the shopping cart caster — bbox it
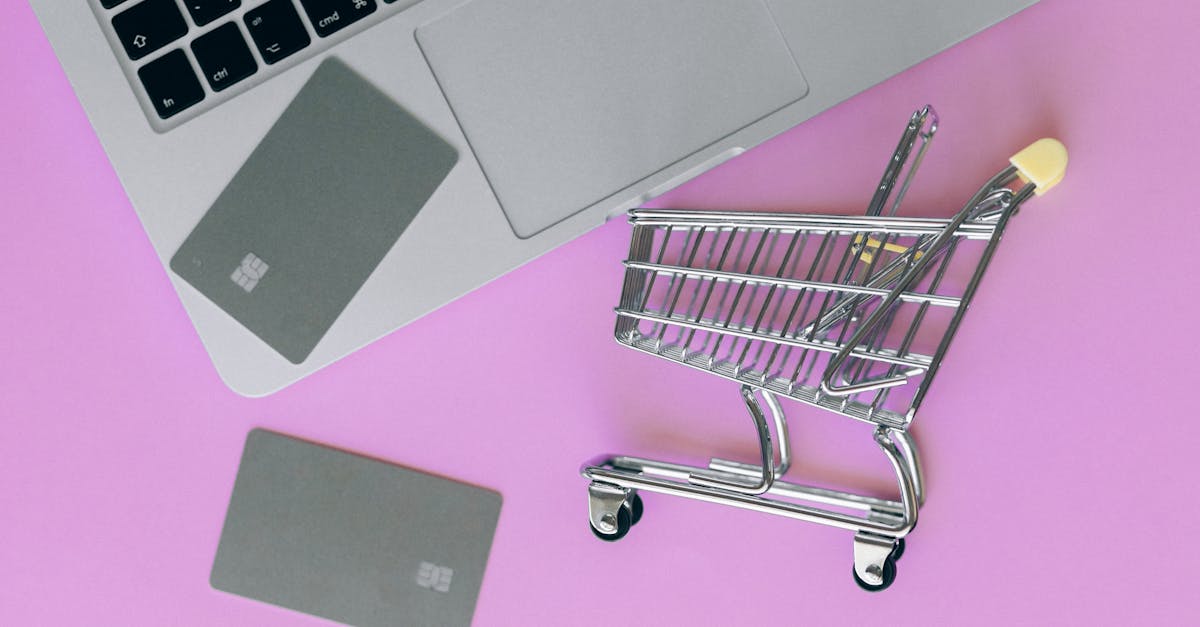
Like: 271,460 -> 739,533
628,493 -> 644,525
852,557 -> 897,592
852,532 -> 902,592
587,482 -> 642,541
890,538 -> 905,561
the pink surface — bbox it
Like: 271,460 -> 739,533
3,1 -> 1199,624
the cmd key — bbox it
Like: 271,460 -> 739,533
298,0 -> 377,38
111,0 -> 189,61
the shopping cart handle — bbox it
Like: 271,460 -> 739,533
820,368 -> 925,397
1010,138 -> 1068,196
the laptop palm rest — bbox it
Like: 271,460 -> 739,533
416,0 -> 809,239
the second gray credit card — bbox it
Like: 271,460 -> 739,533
211,430 -> 501,627
171,57 -> 457,363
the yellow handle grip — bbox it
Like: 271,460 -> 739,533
1010,138 -> 1068,196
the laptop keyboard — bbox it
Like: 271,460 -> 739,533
92,0 -> 420,130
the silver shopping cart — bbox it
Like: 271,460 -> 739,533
580,106 -> 1066,591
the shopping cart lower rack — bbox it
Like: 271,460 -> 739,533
580,106 -> 1066,591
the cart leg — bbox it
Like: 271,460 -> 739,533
587,482 -> 639,541
847,427 -> 920,591
874,427 -> 920,532
689,386 -> 779,494
707,388 -> 793,482
893,428 -> 925,507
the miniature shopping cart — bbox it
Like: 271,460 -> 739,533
580,106 -> 1066,591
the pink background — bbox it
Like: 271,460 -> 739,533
3,0 -> 1199,624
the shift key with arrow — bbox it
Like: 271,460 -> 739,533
111,0 -> 189,61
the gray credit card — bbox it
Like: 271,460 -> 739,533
171,57 -> 457,363
211,430 -> 501,627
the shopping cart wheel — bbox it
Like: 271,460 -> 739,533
587,482 -> 637,541
628,493 -> 644,526
890,538 -> 905,562
589,505 -> 632,542
852,556 -> 897,592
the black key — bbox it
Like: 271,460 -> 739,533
244,0 -> 312,65
137,49 -> 205,119
111,0 -> 189,61
297,0 -> 377,38
100,0 -> 129,8
191,23 -> 258,91
182,0 -> 241,27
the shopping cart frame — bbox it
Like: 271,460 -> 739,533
581,106 -> 1066,591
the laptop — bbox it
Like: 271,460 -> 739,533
30,0 -> 1037,396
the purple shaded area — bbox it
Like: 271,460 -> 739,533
3,0 -> 1198,624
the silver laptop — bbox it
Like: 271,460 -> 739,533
31,0 -> 1036,396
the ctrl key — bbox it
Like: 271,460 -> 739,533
137,50 -> 205,120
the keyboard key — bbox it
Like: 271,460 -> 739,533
111,0 -> 189,61
100,0 -> 130,8
137,49 -> 205,119
297,0 -> 377,38
244,0 -> 312,65
183,0 -> 242,27
191,23 -> 258,91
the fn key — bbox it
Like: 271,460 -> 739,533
137,50 -> 205,119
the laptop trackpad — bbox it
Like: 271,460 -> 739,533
417,0 -> 809,239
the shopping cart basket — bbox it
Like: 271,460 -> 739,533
580,106 -> 1066,591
